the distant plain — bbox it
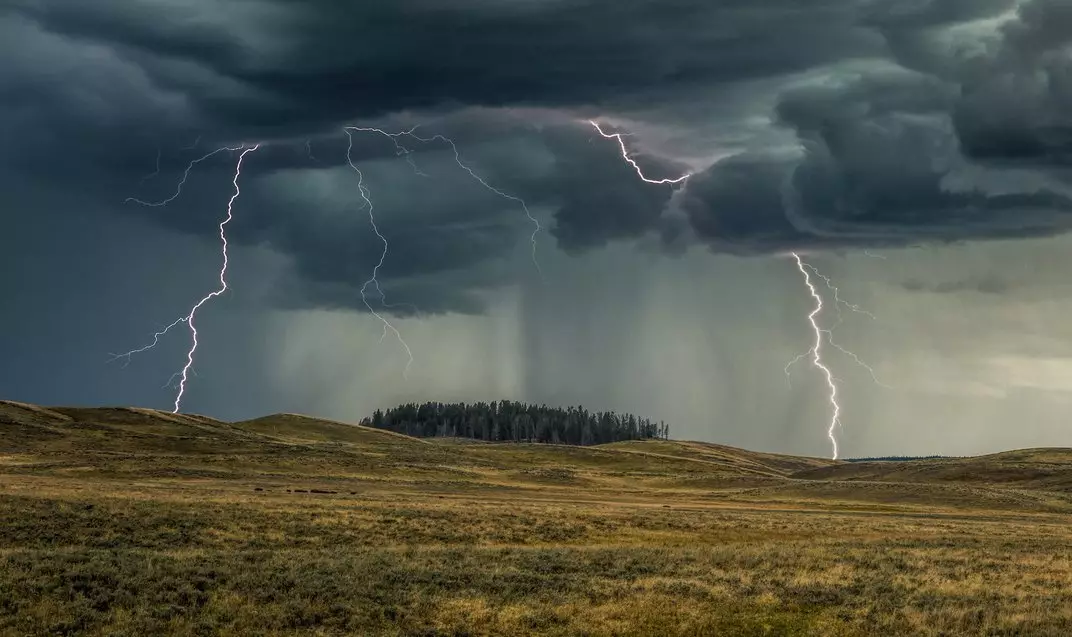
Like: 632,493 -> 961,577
2,400 -> 1071,636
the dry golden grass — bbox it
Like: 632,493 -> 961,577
2,401 -> 1072,635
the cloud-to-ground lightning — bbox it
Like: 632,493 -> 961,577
119,144 -> 259,412
783,253 -> 889,459
343,128 -> 415,379
588,120 -> 692,185
168,144 -> 260,412
587,118 -> 880,459
788,252 -> 843,459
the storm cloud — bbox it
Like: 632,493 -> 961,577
7,0 -> 1072,456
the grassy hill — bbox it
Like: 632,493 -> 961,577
3,400 -> 1072,636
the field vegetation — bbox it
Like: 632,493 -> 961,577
2,400 -> 1071,636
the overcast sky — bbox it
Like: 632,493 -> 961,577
3,0 -> 1072,458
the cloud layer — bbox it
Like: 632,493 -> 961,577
5,0 -> 1072,314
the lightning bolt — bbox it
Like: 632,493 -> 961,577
346,126 -> 428,178
588,120 -> 692,185
107,316 -> 187,368
182,135 -> 202,151
305,139 -> 317,163
170,144 -> 260,412
788,252 -> 843,459
585,118 -> 879,459
120,143 -> 260,412
343,128 -> 415,379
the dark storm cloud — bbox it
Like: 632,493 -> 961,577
6,0 -> 1072,316
11,0 -> 884,128
673,45 -> 1072,254
930,0 -> 1072,167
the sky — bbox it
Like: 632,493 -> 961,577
3,0 -> 1072,459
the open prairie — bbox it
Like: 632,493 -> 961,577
2,400 -> 1071,636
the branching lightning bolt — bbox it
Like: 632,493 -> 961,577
585,117 -> 881,459
346,126 -> 428,178
784,253 -> 890,459
108,317 -> 187,368
119,144 -> 259,412
170,144 -> 260,412
788,252 -> 843,459
343,129 -> 415,379
588,120 -> 692,185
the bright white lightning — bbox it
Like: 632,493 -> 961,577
588,120 -> 692,185
789,252 -> 842,459
171,144 -> 260,412
784,259 -> 888,391
120,144 -> 259,412
343,129 -> 415,379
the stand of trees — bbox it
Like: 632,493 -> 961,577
360,401 -> 670,446
844,456 -> 950,462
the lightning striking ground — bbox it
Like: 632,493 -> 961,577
588,120 -> 692,185
170,144 -> 260,412
585,117 -> 874,459
789,252 -> 843,459
343,128 -> 415,379
119,144 -> 259,412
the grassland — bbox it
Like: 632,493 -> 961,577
2,400 -> 1072,636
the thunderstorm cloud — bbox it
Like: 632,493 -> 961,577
4,0 -> 1072,456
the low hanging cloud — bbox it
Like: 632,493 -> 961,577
4,0 -> 1072,316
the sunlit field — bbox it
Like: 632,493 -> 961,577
3,402 -> 1072,636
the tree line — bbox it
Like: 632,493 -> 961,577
844,456 -> 950,462
360,400 -> 670,445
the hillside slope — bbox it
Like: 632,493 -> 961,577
4,401 -> 1072,509
793,449 -> 1072,491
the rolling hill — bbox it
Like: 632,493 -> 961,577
4,399 -> 1071,509
5,400 -> 1072,636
